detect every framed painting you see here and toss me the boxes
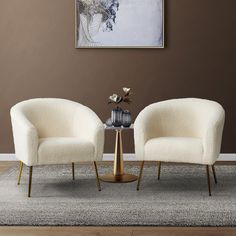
[75,0,164,48]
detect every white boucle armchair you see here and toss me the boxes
[134,98,225,196]
[11,98,104,197]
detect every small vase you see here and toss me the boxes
[122,110,132,127]
[111,107,123,127]
[105,118,113,127]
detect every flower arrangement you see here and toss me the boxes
[106,87,132,127]
[108,87,132,105]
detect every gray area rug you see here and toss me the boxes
[0,163,235,226]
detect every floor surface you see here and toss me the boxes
[0,161,235,236]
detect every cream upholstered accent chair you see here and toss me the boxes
[11,98,104,197]
[134,98,225,196]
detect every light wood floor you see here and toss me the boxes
[0,161,235,236]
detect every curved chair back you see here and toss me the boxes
[135,98,224,139]
[11,98,100,138]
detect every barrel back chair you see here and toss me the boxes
[11,98,104,197]
[134,98,225,196]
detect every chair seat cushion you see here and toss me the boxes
[144,137,203,164]
[38,138,95,165]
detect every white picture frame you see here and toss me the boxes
[75,0,165,48]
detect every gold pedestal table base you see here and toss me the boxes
[100,127,138,183]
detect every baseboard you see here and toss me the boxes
[102,153,137,161]
[0,154,16,161]
[217,154,236,161]
[0,153,235,161]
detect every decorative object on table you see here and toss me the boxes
[108,87,132,127]
[122,110,132,127]
[75,0,164,48]
[111,107,123,127]
[105,118,113,127]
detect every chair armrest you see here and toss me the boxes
[73,106,104,161]
[90,125,105,161]
[134,110,155,160]
[10,108,39,166]
[202,109,225,165]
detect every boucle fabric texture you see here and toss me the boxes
[134,98,225,165]
[10,98,104,166]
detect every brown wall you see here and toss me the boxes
[0,0,236,153]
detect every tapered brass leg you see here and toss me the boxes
[28,166,33,198]
[137,161,145,191]
[212,165,217,184]
[72,162,75,180]
[94,161,101,191]
[206,165,211,196]
[157,161,161,180]
[17,161,23,185]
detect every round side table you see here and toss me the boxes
[99,124,138,183]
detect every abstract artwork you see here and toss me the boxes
[75,0,164,48]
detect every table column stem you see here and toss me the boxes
[114,130,124,176]
[99,125,137,183]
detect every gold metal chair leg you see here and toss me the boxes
[212,165,217,184]
[157,161,161,180]
[28,166,33,198]
[72,162,75,180]
[137,161,145,191]
[206,165,211,196]
[94,161,101,191]
[17,161,23,185]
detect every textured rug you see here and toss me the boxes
[0,163,235,226]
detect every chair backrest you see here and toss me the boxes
[12,98,86,138]
[138,98,224,139]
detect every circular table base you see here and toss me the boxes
[99,173,138,183]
